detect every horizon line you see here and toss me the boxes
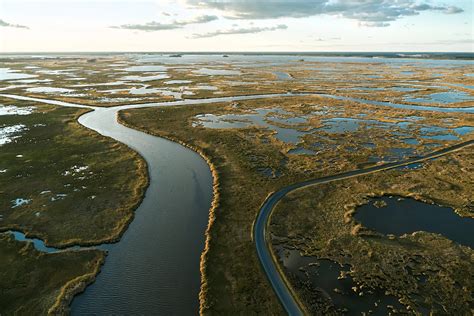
[1,51,472,54]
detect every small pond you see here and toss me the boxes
[26,87,75,94]
[287,147,317,155]
[193,108,311,144]
[276,246,405,315]
[273,71,293,80]
[164,80,193,84]
[121,74,170,82]
[123,65,167,72]
[354,196,474,248]
[405,91,474,104]
[0,68,37,81]
[193,68,241,76]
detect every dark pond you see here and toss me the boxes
[354,196,474,248]
[273,71,293,80]
[276,246,405,315]
[287,147,317,155]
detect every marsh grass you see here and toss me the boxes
[270,147,474,314]
[0,234,105,314]
[120,93,473,314]
[0,97,148,247]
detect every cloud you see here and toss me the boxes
[0,19,29,29]
[442,6,464,14]
[112,14,218,31]
[191,24,287,38]
[186,0,464,26]
[412,4,463,14]
[358,22,390,27]
[315,36,342,41]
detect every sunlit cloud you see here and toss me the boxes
[186,0,464,27]
[112,14,218,32]
[191,24,288,38]
[0,19,29,29]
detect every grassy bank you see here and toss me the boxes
[0,234,105,314]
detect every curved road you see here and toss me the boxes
[254,139,474,315]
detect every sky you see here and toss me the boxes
[0,0,472,52]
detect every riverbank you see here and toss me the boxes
[49,251,106,314]
[119,102,291,313]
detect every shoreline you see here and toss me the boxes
[0,105,150,314]
[49,252,107,314]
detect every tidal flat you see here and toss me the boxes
[2,54,473,109]
[0,54,473,314]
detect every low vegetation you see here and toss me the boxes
[1,56,472,314]
[120,90,473,314]
[0,97,147,247]
[0,234,104,314]
[270,147,473,314]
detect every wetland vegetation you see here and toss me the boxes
[0,234,104,315]
[120,88,473,314]
[1,54,473,314]
[270,147,473,314]
[0,97,147,246]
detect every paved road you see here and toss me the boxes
[254,139,474,315]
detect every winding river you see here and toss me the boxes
[1,93,317,314]
[1,92,473,315]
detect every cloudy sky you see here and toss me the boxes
[0,0,472,52]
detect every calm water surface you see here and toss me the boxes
[71,107,213,314]
[355,196,474,248]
